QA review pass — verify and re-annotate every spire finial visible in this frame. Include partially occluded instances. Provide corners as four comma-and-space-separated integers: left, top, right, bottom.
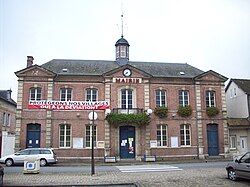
121, 2, 124, 38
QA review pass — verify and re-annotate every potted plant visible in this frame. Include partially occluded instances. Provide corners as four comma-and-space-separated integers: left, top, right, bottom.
154, 106, 168, 118
206, 106, 219, 117
178, 105, 192, 117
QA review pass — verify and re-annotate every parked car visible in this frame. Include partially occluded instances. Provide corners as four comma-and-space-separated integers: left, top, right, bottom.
0, 165, 3, 186
0, 148, 58, 167
226, 151, 250, 181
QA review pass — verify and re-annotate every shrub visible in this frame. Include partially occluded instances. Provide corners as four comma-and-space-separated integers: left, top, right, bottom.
154, 106, 168, 118
105, 113, 150, 126
178, 105, 192, 117
206, 107, 219, 117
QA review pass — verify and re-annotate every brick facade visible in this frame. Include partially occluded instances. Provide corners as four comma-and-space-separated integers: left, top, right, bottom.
14, 37, 229, 161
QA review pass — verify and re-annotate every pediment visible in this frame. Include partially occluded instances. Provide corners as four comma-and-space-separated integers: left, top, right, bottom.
15, 65, 56, 78
194, 70, 227, 82
103, 64, 152, 78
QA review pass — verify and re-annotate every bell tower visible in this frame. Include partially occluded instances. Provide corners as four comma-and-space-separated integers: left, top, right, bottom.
115, 13, 129, 65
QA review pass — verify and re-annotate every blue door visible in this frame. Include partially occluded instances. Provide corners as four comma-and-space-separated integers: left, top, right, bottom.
120, 126, 135, 159
207, 124, 219, 156
26, 124, 41, 148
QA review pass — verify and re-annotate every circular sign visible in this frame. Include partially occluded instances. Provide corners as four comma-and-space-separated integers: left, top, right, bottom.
88, 111, 97, 120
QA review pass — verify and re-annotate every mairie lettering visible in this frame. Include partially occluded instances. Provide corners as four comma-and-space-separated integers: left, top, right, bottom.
114, 78, 141, 83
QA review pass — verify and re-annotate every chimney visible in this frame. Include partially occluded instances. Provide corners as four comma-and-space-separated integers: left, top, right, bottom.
27, 56, 34, 67
7, 89, 12, 100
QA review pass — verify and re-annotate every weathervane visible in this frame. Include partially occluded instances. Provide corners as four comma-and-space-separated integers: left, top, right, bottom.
121, 3, 124, 38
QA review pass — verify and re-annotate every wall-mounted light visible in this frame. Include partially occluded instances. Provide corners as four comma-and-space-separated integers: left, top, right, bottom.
146, 108, 153, 115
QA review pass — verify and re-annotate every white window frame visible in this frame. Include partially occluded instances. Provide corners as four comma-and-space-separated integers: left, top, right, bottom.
121, 89, 133, 109
179, 90, 189, 107
30, 87, 42, 101
85, 125, 97, 148
206, 91, 216, 107
59, 124, 71, 148
60, 88, 72, 101
156, 90, 167, 107
157, 124, 168, 147
180, 124, 191, 146
229, 136, 237, 149
86, 88, 98, 101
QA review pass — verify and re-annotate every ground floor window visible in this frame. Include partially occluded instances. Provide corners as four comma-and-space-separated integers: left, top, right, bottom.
59, 124, 71, 148
157, 124, 167, 146
229, 135, 236, 149
86, 125, 96, 148
180, 124, 191, 146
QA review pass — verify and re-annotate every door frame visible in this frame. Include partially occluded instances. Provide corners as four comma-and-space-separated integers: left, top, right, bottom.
207, 124, 219, 156
26, 123, 41, 148
240, 136, 248, 153
119, 125, 136, 159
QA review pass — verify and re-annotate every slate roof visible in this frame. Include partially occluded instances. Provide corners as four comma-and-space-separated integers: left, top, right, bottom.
230, 79, 250, 95
0, 90, 17, 106
41, 59, 204, 78
115, 36, 130, 46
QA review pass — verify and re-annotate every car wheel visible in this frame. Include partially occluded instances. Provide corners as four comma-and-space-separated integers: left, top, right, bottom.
5, 159, 13, 167
228, 168, 237, 181
40, 159, 47, 167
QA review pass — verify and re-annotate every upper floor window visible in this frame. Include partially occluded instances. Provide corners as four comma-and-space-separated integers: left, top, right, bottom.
234, 88, 237, 96
7, 114, 10, 126
121, 89, 133, 109
86, 88, 97, 102
86, 125, 96, 148
2, 112, 6, 127
180, 124, 191, 146
179, 90, 189, 107
59, 124, 71, 148
157, 124, 167, 146
60, 88, 72, 101
206, 91, 216, 107
156, 90, 166, 107
230, 88, 237, 98
30, 87, 41, 101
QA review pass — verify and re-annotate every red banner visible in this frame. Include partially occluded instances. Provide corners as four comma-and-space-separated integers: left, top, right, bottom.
28, 100, 110, 110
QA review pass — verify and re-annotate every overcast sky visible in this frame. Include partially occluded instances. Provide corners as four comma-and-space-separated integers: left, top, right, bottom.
1, 0, 250, 101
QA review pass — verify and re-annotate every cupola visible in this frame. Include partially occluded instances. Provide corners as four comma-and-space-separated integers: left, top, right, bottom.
115, 35, 130, 65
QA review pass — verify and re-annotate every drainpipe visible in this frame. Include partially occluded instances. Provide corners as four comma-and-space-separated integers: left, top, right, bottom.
194, 79, 200, 159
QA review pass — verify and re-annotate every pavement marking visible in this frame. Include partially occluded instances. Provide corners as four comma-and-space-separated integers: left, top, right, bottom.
116, 164, 183, 173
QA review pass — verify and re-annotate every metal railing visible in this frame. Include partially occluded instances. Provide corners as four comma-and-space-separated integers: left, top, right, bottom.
112, 108, 144, 114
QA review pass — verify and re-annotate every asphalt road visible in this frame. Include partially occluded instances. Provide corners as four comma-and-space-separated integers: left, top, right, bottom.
3, 161, 229, 173
2, 161, 250, 187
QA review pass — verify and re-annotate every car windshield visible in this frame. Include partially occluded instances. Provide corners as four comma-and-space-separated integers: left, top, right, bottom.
241, 152, 250, 163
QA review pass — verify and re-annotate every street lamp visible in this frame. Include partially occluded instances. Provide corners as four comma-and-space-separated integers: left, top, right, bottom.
88, 110, 97, 176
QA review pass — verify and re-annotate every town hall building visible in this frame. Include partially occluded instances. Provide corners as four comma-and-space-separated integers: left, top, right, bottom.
15, 35, 229, 161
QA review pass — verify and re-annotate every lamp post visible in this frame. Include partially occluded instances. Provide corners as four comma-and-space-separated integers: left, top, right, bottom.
88, 110, 97, 176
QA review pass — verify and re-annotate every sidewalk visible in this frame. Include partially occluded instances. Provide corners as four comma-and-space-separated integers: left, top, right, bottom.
3, 158, 241, 187
55, 156, 232, 166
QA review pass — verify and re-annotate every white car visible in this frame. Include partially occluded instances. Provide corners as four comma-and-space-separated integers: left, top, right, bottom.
0, 148, 58, 167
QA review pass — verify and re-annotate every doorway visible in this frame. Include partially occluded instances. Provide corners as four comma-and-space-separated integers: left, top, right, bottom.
26, 123, 41, 148
120, 126, 135, 159
207, 124, 219, 156
240, 136, 248, 153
